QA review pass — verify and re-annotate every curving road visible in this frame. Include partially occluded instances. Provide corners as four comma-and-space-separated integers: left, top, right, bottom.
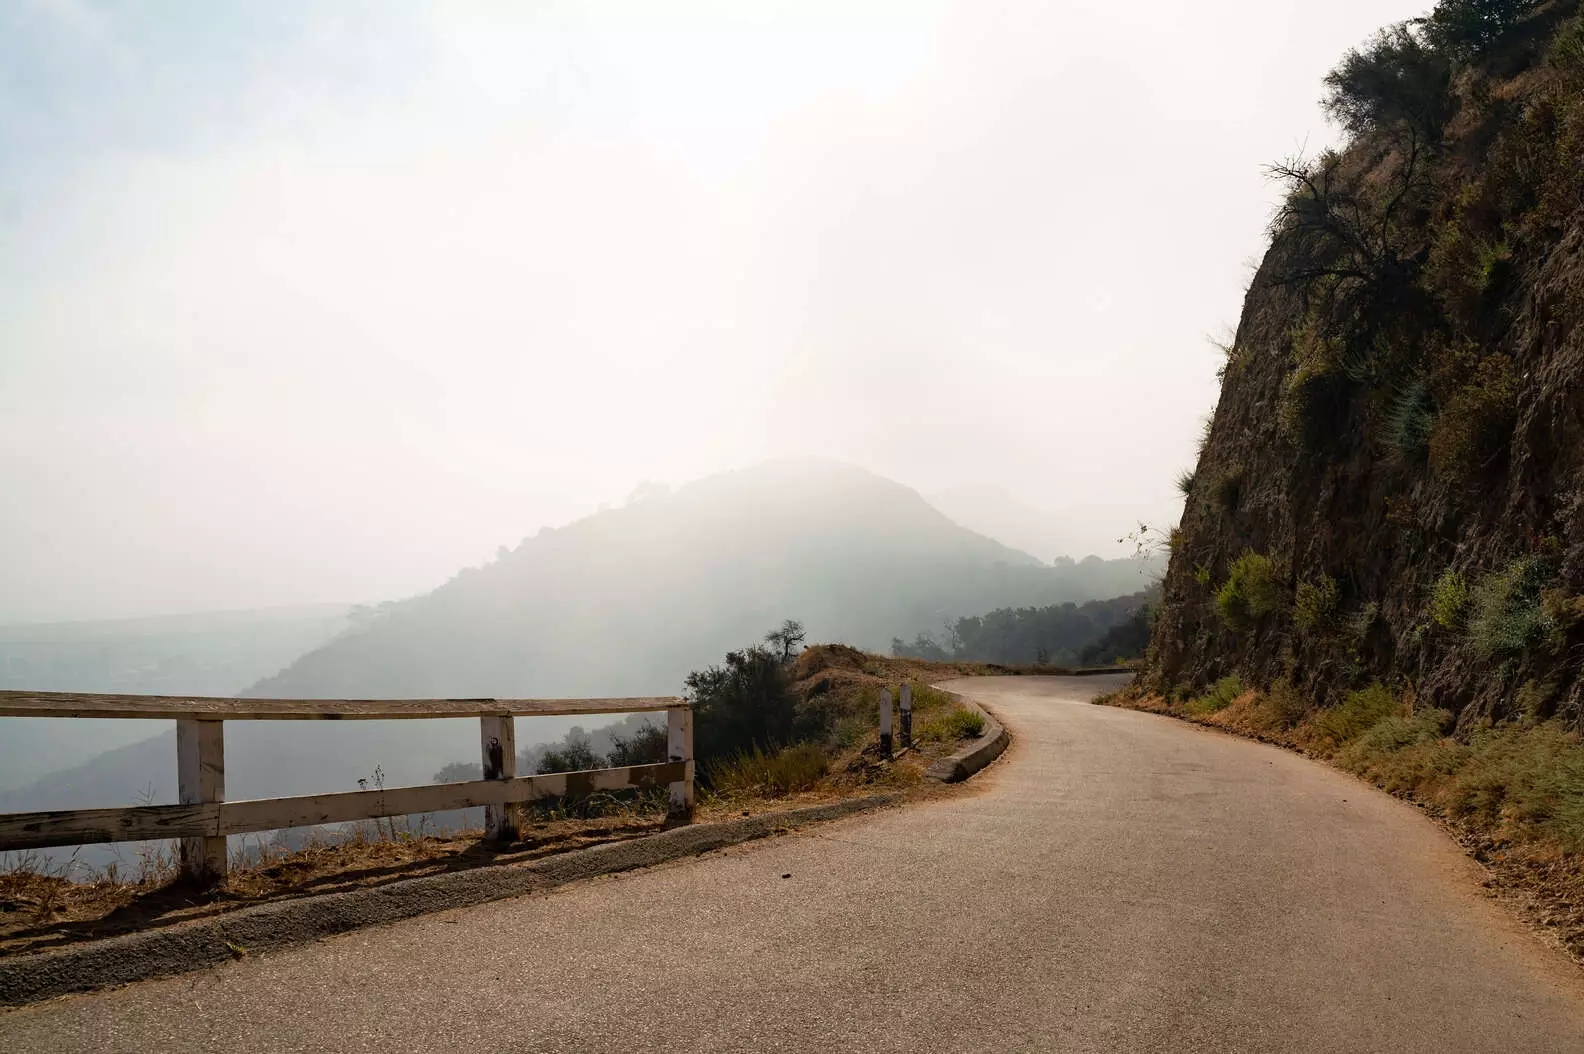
6, 676, 1584, 1052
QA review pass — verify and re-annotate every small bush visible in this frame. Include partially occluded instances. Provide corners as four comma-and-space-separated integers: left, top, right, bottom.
1541, 589, 1584, 631
1467, 557, 1548, 657
920, 708, 986, 742
1516, 679, 1556, 721
1383, 380, 1436, 459
1186, 676, 1244, 715
707, 742, 828, 796
1176, 468, 1196, 497
1215, 551, 1285, 630
1427, 354, 1518, 477
1280, 355, 1350, 448
1430, 568, 1472, 629
1294, 575, 1340, 634
1260, 682, 1313, 730
1552, 12, 1584, 73
1309, 684, 1403, 752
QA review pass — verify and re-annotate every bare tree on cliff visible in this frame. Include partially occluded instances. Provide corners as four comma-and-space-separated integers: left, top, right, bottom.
765, 619, 806, 663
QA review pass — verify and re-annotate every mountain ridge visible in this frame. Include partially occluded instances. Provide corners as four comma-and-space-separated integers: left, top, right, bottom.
247, 458, 1148, 700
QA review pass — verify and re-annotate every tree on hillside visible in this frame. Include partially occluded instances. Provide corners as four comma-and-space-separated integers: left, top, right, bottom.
765, 619, 806, 663
1322, 24, 1452, 142
1421, 0, 1540, 59
536, 736, 601, 774
892, 590, 1158, 666
684, 634, 802, 763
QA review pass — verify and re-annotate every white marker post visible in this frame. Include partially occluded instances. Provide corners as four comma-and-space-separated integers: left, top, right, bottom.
666, 704, 695, 826
899, 683, 913, 750
879, 686, 893, 756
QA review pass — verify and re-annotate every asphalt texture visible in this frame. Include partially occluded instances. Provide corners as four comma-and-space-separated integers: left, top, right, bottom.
6, 675, 1584, 1053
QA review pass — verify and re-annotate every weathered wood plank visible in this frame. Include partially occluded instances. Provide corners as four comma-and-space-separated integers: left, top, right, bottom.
0, 764, 685, 851
0, 691, 685, 721
177, 718, 227, 879
0, 803, 217, 851
215, 762, 686, 835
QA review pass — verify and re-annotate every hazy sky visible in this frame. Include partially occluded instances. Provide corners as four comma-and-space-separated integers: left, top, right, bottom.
0, 0, 1425, 622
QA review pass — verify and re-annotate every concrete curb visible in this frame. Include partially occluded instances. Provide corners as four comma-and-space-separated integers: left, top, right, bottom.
0, 795, 898, 1008
923, 690, 1010, 783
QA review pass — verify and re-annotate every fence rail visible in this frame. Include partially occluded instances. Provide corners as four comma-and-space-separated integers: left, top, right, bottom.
0, 690, 694, 880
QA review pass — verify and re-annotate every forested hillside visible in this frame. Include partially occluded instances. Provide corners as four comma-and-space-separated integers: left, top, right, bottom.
892, 588, 1156, 666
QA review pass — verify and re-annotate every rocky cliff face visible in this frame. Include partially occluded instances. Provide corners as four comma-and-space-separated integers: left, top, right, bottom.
1144, 0, 1584, 729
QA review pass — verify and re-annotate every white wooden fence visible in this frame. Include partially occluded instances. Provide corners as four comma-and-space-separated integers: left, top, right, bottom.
0, 690, 694, 880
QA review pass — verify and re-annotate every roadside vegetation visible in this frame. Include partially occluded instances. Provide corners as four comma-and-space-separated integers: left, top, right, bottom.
1103, 680, 1584, 959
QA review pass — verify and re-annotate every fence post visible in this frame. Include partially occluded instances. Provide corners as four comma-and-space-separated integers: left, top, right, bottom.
177, 718, 226, 881
667, 704, 695, 826
879, 686, 893, 756
480, 715, 520, 842
900, 683, 913, 749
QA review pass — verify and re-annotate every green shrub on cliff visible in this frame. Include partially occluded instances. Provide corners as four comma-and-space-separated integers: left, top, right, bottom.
1294, 575, 1340, 634
1427, 354, 1519, 477
1383, 379, 1436, 459
1215, 551, 1285, 631
1279, 321, 1351, 448
1467, 557, 1548, 657
1429, 568, 1471, 629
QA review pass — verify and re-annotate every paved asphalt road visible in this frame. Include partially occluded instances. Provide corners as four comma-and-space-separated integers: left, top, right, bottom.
6, 676, 1584, 1053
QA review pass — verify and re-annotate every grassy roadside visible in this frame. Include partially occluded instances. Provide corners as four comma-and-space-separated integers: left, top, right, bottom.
1098, 680, 1584, 964
0, 646, 1001, 958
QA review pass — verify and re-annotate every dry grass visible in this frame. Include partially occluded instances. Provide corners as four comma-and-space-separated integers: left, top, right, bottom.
1102, 682, 1584, 961
708, 742, 829, 796
0, 819, 659, 957
917, 708, 985, 742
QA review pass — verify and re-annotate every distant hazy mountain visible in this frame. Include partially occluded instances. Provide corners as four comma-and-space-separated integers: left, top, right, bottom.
926, 483, 1079, 564
248, 458, 1148, 701
0, 604, 353, 791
